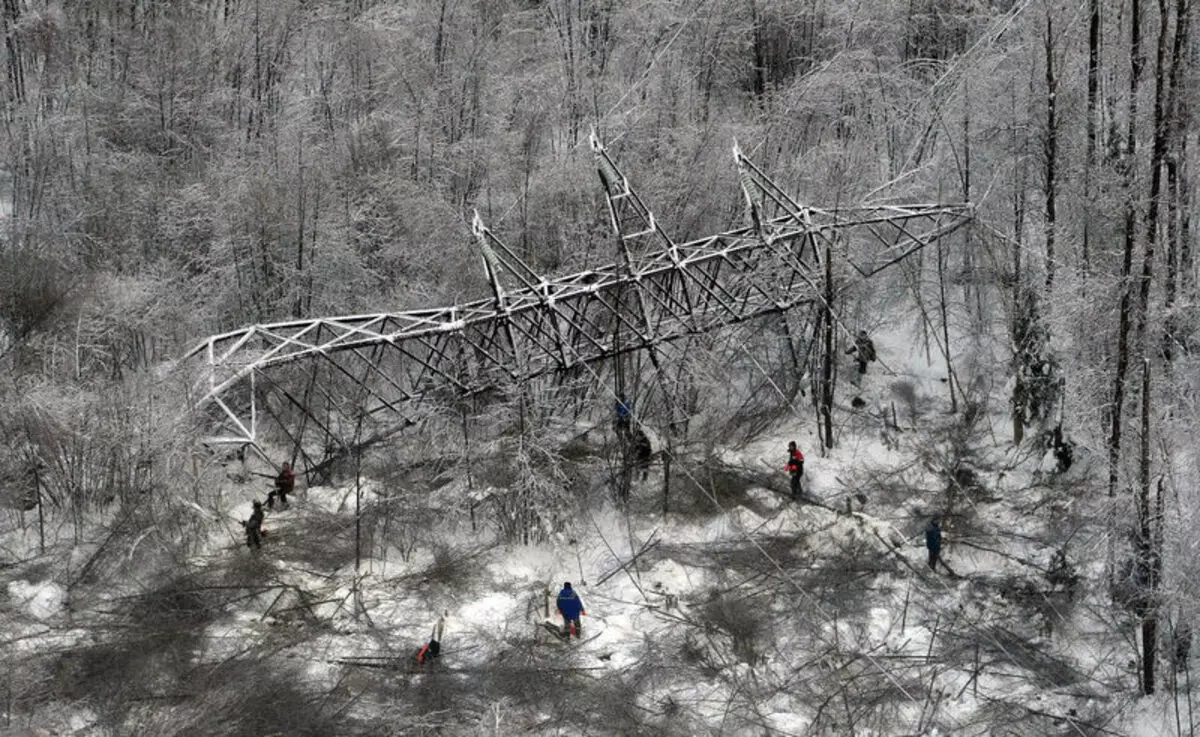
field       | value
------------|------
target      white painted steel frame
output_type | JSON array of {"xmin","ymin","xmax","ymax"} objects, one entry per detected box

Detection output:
[{"xmin": 184, "ymin": 139, "xmax": 971, "ymax": 446}]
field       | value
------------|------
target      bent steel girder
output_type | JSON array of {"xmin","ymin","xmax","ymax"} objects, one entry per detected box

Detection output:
[{"xmin": 184, "ymin": 141, "xmax": 972, "ymax": 446}]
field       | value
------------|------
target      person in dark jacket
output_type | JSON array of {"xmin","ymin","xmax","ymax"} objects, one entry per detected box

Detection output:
[
  {"xmin": 632, "ymin": 428, "xmax": 653, "ymax": 481},
  {"xmin": 924, "ymin": 517, "xmax": 943, "ymax": 571},
  {"xmin": 1048, "ymin": 425, "xmax": 1075, "ymax": 474},
  {"xmin": 615, "ymin": 397, "xmax": 632, "ymax": 436},
  {"xmin": 785, "ymin": 441, "xmax": 805, "ymax": 500},
  {"xmin": 556, "ymin": 582, "xmax": 586, "ymax": 638},
  {"xmin": 846, "ymin": 330, "xmax": 877, "ymax": 374},
  {"xmin": 1175, "ymin": 620, "xmax": 1192, "ymax": 672},
  {"xmin": 244, "ymin": 500, "xmax": 264, "ymax": 549},
  {"xmin": 268, "ymin": 462, "xmax": 295, "ymax": 510}
]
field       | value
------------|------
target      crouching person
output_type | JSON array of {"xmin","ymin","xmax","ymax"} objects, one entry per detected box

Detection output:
[
  {"xmin": 417, "ymin": 613, "xmax": 447, "ymax": 665},
  {"xmin": 556, "ymin": 582, "xmax": 586, "ymax": 638}
]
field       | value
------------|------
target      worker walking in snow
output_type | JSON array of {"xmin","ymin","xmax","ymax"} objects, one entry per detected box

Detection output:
[
  {"xmin": 416, "ymin": 612, "xmax": 447, "ymax": 665},
  {"xmin": 243, "ymin": 500, "xmax": 264, "ymax": 549},
  {"xmin": 785, "ymin": 441, "xmax": 805, "ymax": 501},
  {"xmin": 268, "ymin": 462, "xmax": 295, "ymax": 510},
  {"xmin": 556, "ymin": 582, "xmax": 586, "ymax": 638},
  {"xmin": 846, "ymin": 330, "xmax": 877, "ymax": 374},
  {"xmin": 632, "ymin": 428, "xmax": 652, "ymax": 481},
  {"xmin": 924, "ymin": 516, "xmax": 943, "ymax": 571}
]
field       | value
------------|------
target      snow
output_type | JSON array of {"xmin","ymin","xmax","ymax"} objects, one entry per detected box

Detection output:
[
  {"xmin": 458, "ymin": 591, "xmax": 520, "ymax": 626},
  {"xmin": 4, "ymin": 307, "xmax": 1194, "ymax": 735},
  {"xmin": 7, "ymin": 579, "xmax": 66, "ymax": 621}
]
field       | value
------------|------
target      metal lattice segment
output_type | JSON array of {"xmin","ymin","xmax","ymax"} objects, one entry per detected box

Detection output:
[
  {"xmin": 472, "ymin": 210, "xmax": 543, "ymax": 296},
  {"xmin": 591, "ymin": 132, "xmax": 676, "ymax": 264},
  {"xmin": 184, "ymin": 142, "xmax": 971, "ymax": 446}
]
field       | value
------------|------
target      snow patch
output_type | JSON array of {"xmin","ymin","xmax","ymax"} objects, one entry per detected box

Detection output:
[
  {"xmin": 765, "ymin": 711, "xmax": 811, "ymax": 733},
  {"xmin": 746, "ymin": 486, "xmax": 783, "ymax": 511},
  {"xmin": 458, "ymin": 591, "xmax": 519, "ymax": 626},
  {"xmin": 7, "ymin": 579, "xmax": 66, "ymax": 620}
]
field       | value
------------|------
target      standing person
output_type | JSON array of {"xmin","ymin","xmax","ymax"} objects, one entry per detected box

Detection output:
[
  {"xmin": 785, "ymin": 441, "xmax": 805, "ymax": 501},
  {"xmin": 556, "ymin": 582, "xmax": 586, "ymax": 638},
  {"xmin": 846, "ymin": 330, "xmax": 877, "ymax": 374},
  {"xmin": 1175, "ymin": 620, "xmax": 1192, "ymax": 672},
  {"xmin": 615, "ymin": 397, "xmax": 632, "ymax": 436},
  {"xmin": 269, "ymin": 462, "xmax": 295, "ymax": 510},
  {"xmin": 243, "ymin": 500, "xmax": 264, "ymax": 549},
  {"xmin": 924, "ymin": 516, "xmax": 943, "ymax": 571},
  {"xmin": 632, "ymin": 428, "xmax": 653, "ymax": 481}
]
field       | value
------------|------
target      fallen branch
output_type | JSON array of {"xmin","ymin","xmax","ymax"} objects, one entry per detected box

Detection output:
[{"xmin": 595, "ymin": 536, "xmax": 661, "ymax": 586}]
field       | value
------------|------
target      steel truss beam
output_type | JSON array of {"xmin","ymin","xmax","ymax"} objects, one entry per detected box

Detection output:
[{"xmin": 183, "ymin": 138, "xmax": 972, "ymax": 445}]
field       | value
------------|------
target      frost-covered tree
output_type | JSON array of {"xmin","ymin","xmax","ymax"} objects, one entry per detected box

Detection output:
[{"xmin": 1011, "ymin": 286, "xmax": 1060, "ymax": 445}]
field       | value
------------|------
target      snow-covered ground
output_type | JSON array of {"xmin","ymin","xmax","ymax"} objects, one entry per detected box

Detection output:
[{"xmin": 0, "ymin": 316, "xmax": 1189, "ymax": 736}]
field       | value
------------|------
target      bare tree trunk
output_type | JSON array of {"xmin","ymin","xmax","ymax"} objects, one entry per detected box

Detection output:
[
  {"xmin": 1, "ymin": 0, "xmax": 25, "ymax": 105},
  {"xmin": 1108, "ymin": 0, "xmax": 1145, "ymax": 499},
  {"xmin": 1083, "ymin": 0, "xmax": 1102, "ymax": 279},
  {"xmin": 748, "ymin": 0, "xmax": 766, "ymax": 98},
  {"xmin": 820, "ymin": 239, "xmax": 835, "ymax": 449},
  {"xmin": 548, "ymin": 0, "xmax": 582, "ymax": 147},
  {"xmin": 661, "ymin": 445, "xmax": 671, "ymax": 515},
  {"xmin": 294, "ymin": 139, "xmax": 306, "ymax": 318},
  {"xmin": 936, "ymin": 237, "xmax": 957, "ymax": 413},
  {"xmin": 1139, "ymin": 358, "xmax": 1156, "ymax": 694},
  {"xmin": 1043, "ymin": 9, "xmax": 1059, "ymax": 288},
  {"xmin": 1164, "ymin": 0, "xmax": 1191, "ymax": 319},
  {"xmin": 1138, "ymin": 0, "xmax": 1170, "ymax": 348},
  {"xmin": 1136, "ymin": 1, "xmax": 1177, "ymax": 692},
  {"xmin": 1011, "ymin": 75, "xmax": 1028, "ymax": 446},
  {"xmin": 34, "ymin": 464, "xmax": 44, "ymax": 554}
]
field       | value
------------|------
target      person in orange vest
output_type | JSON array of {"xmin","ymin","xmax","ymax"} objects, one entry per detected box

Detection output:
[
  {"xmin": 268, "ymin": 462, "xmax": 295, "ymax": 510},
  {"xmin": 785, "ymin": 441, "xmax": 805, "ymax": 501}
]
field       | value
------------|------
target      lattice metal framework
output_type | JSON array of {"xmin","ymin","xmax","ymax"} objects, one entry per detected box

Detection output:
[{"xmin": 183, "ymin": 135, "xmax": 971, "ymax": 451}]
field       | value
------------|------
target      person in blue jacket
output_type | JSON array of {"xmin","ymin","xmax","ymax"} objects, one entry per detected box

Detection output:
[
  {"xmin": 556, "ymin": 581, "xmax": 586, "ymax": 638},
  {"xmin": 615, "ymin": 397, "xmax": 632, "ymax": 436},
  {"xmin": 924, "ymin": 516, "xmax": 943, "ymax": 571}
]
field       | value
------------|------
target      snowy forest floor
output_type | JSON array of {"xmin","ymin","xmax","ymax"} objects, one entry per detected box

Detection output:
[{"xmin": 2, "ymin": 330, "xmax": 1195, "ymax": 737}]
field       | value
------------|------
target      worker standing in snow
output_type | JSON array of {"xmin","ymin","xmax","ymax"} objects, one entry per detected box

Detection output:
[
  {"xmin": 268, "ymin": 462, "xmax": 295, "ymax": 510},
  {"xmin": 785, "ymin": 441, "xmax": 805, "ymax": 501},
  {"xmin": 924, "ymin": 516, "xmax": 943, "ymax": 571},
  {"xmin": 632, "ymin": 428, "xmax": 652, "ymax": 481},
  {"xmin": 846, "ymin": 330, "xmax": 877, "ymax": 375},
  {"xmin": 243, "ymin": 500, "xmax": 264, "ymax": 549},
  {"xmin": 556, "ymin": 582, "xmax": 586, "ymax": 638},
  {"xmin": 615, "ymin": 397, "xmax": 632, "ymax": 436}
]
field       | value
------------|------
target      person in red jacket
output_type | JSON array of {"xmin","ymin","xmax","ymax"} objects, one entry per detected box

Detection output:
[
  {"xmin": 416, "ymin": 612, "xmax": 446, "ymax": 665},
  {"xmin": 785, "ymin": 441, "xmax": 804, "ymax": 501}
]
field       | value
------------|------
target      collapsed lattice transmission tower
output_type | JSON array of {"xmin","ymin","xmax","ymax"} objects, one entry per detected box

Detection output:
[{"xmin": 183, "ymin": 135, "xmax": 971, "ymax": 465}]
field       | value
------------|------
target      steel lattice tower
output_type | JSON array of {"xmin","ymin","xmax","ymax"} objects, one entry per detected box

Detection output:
[{"xmin": 183, "ymin": 135, "xmax": 971, "ymax": 472}]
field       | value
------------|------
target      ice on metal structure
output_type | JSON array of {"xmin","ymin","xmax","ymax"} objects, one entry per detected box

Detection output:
[{"xmin": 183, "ymin": 137, "xmax": 971, "ymax": 466}]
